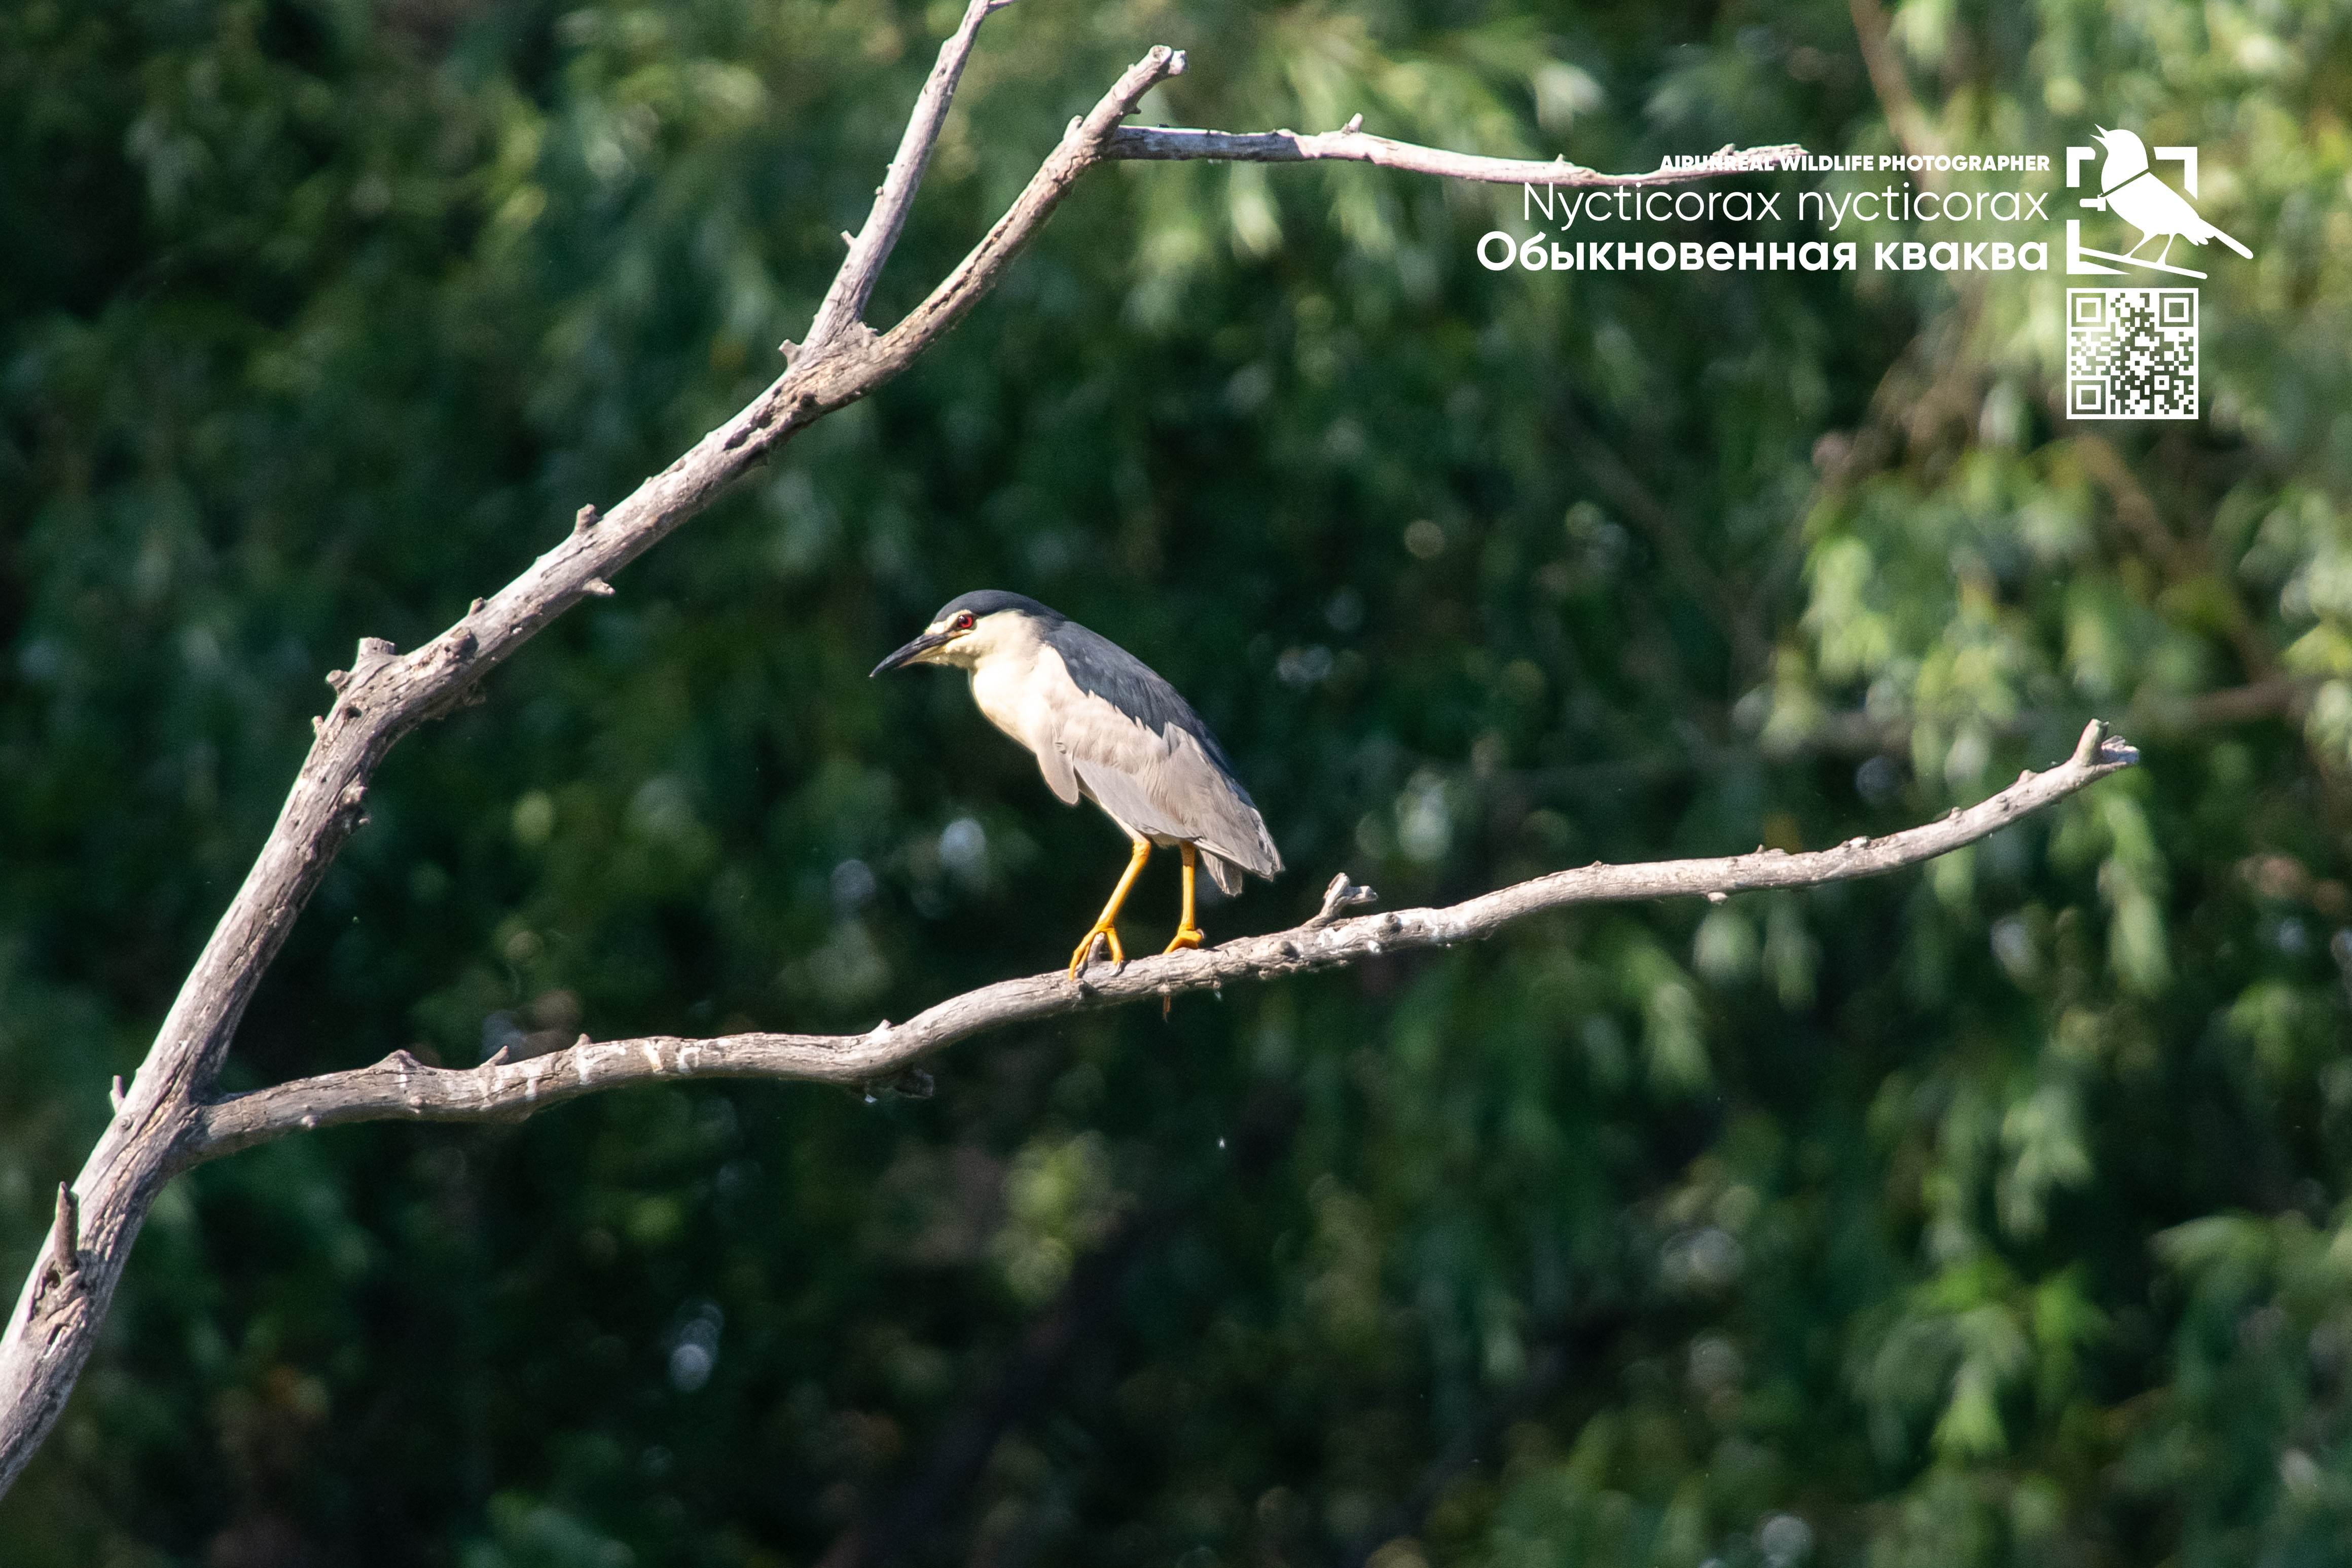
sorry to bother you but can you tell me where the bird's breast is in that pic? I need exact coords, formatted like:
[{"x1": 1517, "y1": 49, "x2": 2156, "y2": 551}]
[{"x1": 968, "y1": 654, "x2": 1043, "y2": 751}]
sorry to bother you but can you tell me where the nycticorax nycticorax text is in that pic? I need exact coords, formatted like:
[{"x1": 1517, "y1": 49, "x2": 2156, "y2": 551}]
[{"x1": 872, "y1": 591, "x2": 1282, "y2": 977}]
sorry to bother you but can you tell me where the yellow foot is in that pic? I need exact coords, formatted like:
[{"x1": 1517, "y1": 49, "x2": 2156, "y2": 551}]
[
  {"x1": 1162, "y1": 926, "x2": 1204, "y2": 956},
  {"x1": 1068, "y1": 923, "x2": 1126, "y2": 979}
]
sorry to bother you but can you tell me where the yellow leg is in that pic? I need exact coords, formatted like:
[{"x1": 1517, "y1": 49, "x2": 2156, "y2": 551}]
[
  {"x1": 1163, "y1": 845, "x2": 1204, "y2": 955},
  {"x1": 1069, "y1": 839, "x2": 1151, "y2": 978}
]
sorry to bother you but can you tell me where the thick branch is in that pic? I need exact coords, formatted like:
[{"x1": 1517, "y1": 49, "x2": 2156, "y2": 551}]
[
  {"x1": 193, "y1": 723, "x2": 2137, "y2": 1160},
  {"x1": 1106, "y1": 126, "x2": 1808, "y2": 186}
]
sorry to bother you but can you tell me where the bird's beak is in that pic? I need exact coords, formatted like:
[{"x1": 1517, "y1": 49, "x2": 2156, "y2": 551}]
[{"x1": 871, "y1": 629, "x2": 953, "y2": 676}]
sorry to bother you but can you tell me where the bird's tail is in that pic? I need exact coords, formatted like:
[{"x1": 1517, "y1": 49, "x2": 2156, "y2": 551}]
[{"x1": 2210, "y1": 225, "x2": 2253, "y2": 259}]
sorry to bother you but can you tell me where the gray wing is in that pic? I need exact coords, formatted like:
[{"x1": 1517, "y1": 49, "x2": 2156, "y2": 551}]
[
  {"x1": 1064, "y1": 721, "x2": 1282, "y2": 892},
  {"x1": 1051, "y1": 621, "x2": 1243, "y2": 780},
  {"x1": 1039, "y1": 642, "x2": 1281, "y2": 890}
]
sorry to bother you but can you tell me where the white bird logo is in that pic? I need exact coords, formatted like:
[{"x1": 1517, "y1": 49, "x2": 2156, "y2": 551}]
[{"x1": 2082, "y1": 127, "x2": 2251, "y2": 268}]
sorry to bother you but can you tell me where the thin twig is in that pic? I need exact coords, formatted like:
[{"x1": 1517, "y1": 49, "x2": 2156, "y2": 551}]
[
  {"x1": 803, "y1": 0, "x2": 1006, "y2": 354},
  {"x1": 46, "y1": 1189, "x2": 77, "y2": 1281},
  {"x1": 1106, "y1": 127, "x2": 1808, "y2": 187},
  {"x1": 1308, "y1": 872, "x2": 1381, "y2": 927}
]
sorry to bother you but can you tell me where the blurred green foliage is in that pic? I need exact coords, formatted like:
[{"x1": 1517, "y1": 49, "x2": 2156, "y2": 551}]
[{"x1": 4, "y1": 0, "x2": 2351, "y2": 1562}]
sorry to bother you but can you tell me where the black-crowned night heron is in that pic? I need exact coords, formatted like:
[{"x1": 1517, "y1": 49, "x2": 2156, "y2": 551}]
[{"x1": 872, "y1": 591, "x2": 1283, "y2": 977}]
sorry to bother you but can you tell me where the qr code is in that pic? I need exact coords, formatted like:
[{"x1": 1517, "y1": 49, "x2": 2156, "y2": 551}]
[{"x1": 2067, "y1": 288, "x2": 2197, "y2": 419}]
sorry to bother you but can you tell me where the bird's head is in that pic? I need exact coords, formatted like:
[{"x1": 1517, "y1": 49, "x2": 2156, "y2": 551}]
[{"x1": 870, "y1": 590, "x2": 1059, "y2": 675}]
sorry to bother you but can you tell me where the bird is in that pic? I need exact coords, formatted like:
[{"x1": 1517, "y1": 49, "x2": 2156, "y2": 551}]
[
  {"x1": 2084, "y1": 127, "x2": 2251, "y2": 267},
  {"x1": 871, "y1": 591, "x2": 1282, "y2": 978}
]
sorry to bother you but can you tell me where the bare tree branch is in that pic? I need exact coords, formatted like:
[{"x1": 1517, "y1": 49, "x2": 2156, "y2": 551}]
[
  {"x1": 0, "y1": 19, "x2": 1843, "y2": 1499},
  {"x1": 189, "y1": 722, "x2": 2136, "y2": 1162},
  {"x1": 1107, "y1": 126, "x2": 1808, "y2": 187},
  {"x1": 853, "y1": 47, "x2": 1194, "y2": 385},
  {"x1": 801, "y1": 0, "x2": 1004, "y2": 356}
]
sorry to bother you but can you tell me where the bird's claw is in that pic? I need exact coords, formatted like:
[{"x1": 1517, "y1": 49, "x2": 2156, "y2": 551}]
[
  {"x1": 1162, "y1": 926, "x2": 1204, "y2": 956},
  {"x1": 1068, "y1": 924, "x2": 1125, "y2": 980}
]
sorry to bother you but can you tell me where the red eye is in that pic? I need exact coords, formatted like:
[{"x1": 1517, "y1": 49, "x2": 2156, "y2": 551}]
[{"x1": 954, "y1": 612, "x2": 975, "y2": 631}]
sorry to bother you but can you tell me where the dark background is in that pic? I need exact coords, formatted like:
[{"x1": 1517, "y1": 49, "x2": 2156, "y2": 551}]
[{"x1": 5, "y1": 0, "x2": 2350, "y2": 1562}]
